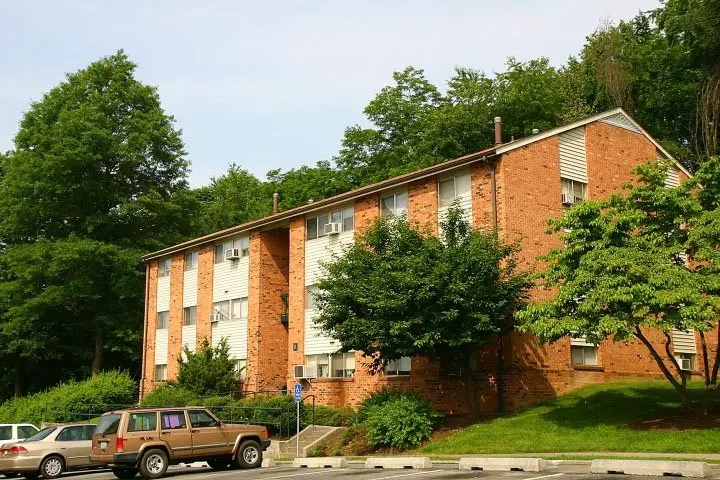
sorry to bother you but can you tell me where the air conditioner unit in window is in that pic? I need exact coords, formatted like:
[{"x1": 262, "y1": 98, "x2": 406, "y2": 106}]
[
  {"x1": 680, "y1": 357, "x2": 692, "y2": 371},
  {"x1": 561, "y1": 192, "x2": 579, "y2": 206},
  {"x1": 209, "y1": 313, "x2": 221, "y2": 324},
  {"x1": 225, "y1": 248, "x2": 241, "y2": 261},
  {"x1": 323, "y1": 222, "x2": 342, "y2": 235},
  {"x1": 293, "y1": 364, "x2": 317, "y2": 379}
]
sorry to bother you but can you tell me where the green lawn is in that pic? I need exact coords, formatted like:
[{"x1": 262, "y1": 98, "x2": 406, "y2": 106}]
[{"x1": 419, "y1": 381, "x2": 720, "y2": 454}]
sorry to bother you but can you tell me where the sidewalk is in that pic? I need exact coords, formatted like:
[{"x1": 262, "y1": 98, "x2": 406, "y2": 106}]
[{"x1": 428, "y1": 452, "x2": 720, "y2": 461}]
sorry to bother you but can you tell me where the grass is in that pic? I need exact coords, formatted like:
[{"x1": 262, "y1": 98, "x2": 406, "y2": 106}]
[{"x1": 419, "y1": 380, "x2": 720, "y2": 454}]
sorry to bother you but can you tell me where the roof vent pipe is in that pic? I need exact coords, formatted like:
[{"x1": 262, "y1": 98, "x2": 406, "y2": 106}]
[
  {"x1": 272, "y1": 193, "x2": 279, "y2": 214},
  {"x1": 494, "y1": 117, "x2": 502, "y2": 145}
]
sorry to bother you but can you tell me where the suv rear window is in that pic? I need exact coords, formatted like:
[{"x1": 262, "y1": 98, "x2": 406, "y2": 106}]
[
  {"x1": 0, "y1": 426, "x2": 11, "y2": 441},
  {"x1": 94, "y1": 414, "x2": 121, "y2": 436},
  {"x1": 17, "y1": 426, "x2": 38, "y2": 439}
]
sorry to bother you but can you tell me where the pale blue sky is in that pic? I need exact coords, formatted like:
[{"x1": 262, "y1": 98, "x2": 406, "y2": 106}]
[{"x1": 0, "y1": 1, "x2": 660, "y2": 187}]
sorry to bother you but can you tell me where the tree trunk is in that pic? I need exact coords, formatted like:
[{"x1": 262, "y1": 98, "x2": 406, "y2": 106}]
[
  {"x1": 699, "y1": 330, "x2": 719, "y2": 414},
  {"x1": 496, "y1": 333, "x2": 505, "y2": 414},
  {"x1": 92, "y1": 331, "x2": 104, "y2": 376},
  {"x1": 14, "y1": 361, "x2": 24, "y2": 397},
  {"x1": 464, "y1": 357, "x2": 480, "y2": 420}
]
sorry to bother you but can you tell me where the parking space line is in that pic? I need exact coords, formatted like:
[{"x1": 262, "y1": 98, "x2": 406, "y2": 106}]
[
  {"x1": 261, "y1": 470, "x2": 338, "y2": 479},
  {"x1": 524, "y1": 474, "x2": 564, "y2": 480},
  {"x1": 370, "y1": 470, "x2": 444, "y2": 480}
]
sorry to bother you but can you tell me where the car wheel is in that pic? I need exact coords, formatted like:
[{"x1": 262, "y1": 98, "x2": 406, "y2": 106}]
[
  {"x1": 40, "y1": 456, "x2": 64, "y2": 480},
  {"x1": 233, "y1": 440, "x2": 262, "y2": 469},
  {"x1": 138, "y1": 449, "x2": 168, "y2": 479},
  {"x1": 111, "y1": 468, "x2": 138, "y2": 479},
  {"x1": 206, "y1": 460, "x2": 230, "y2": 471}
]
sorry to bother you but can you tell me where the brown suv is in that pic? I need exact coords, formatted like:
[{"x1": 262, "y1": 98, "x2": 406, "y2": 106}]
[{"x1": 90, "y1": 407, "x2": 269, "y2": 479}]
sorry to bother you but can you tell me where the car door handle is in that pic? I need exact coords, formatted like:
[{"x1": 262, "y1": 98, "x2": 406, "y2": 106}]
[
  {"x1": 191, "y1": 429, "x2": 199, "y2": 433},
  {"x1": 161, "y1": 432, "x2": 171, "y2": 435}
]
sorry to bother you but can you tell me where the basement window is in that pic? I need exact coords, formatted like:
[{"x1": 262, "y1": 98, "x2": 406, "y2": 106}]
[
  {"x1": 571, "y1": 345, "x2": 598, "y2": 366},
  {"x1": 305, "y1": 353, "x2": 355, "y2": 378}
]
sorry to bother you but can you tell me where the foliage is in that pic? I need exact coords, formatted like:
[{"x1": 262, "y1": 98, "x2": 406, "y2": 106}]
[
  {"x1": 360, "y1": 392, "x2": 441, "y2": 449},
  {"x1": 140, "y1": 384, "x2": 199, "y2": 407},
  {"x1": 176, "y1": 339, "x2": 237, "y2": 397},
  {"x1": 0, "y1": 371, "x2": 136, "y2": 425},
  {"x1": 517, "y1": 160, "x2": 720, "y2": 412},
  {"x1": 420, "y1": 381, "x2": 720, "y2": 454},
  {"x1": 316, "y1": 206, "x2": 530, "y2": 416},
  {"x1": 312, "y1": 405, "x2": 356, "y2": 427}
]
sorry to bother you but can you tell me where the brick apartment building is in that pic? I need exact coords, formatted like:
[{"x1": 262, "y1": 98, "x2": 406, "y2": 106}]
[{"x1": 139, "y1": 108, "x2": 707, "y2": 414}]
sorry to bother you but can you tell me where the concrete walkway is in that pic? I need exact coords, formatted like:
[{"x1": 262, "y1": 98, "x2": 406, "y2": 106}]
[{"x1": 429, "y1": 452, "x2": 720, "y2": 461}]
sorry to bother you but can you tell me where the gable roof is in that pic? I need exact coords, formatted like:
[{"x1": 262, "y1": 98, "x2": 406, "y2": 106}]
[{"x1": 141, "y1": 108, "x2": 689, "y2": 261}]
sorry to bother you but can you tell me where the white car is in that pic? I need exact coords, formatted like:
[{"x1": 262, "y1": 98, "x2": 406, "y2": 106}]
[{"x1": 0, "y1": 424, "x2": 39, "y2": 448}]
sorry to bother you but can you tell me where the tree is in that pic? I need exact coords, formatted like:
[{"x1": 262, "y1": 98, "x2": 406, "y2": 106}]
[
  {"x1": 176, "y1": 339, "x2": 237, "y2": 397},
  {"x1": 517, "y1": 160, "x2": 720, "y2": 413},
  {"x1": 315, "y1": 206, "x2": 530, "y2": 417},
  {"x1": 0, "y1": 50, "x2": 192, "y2": 393}
]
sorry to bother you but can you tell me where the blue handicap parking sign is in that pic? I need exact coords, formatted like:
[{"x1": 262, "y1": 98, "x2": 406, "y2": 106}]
[{"x1": 294, "y1": 383, "x2": 302, "y2": 402}]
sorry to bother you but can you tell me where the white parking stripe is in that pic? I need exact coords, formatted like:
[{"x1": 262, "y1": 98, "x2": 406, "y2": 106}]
[
  {"x1": 371, "y1": 470, "x2": 444, "y2": 480},
  {"x1": 524, "y1": 474, "x2": 564, "y2": 480},
  {"x1": 261, "y1": 471, "x2": 337, "y2": 480}
]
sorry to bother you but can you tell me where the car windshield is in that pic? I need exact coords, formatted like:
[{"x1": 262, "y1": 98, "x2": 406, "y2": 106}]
[
  {"x1": 94, "y1": 414, "x2": 121, "y2": 436},
  {"x1": 24, "y1": 427, "x2": 56, "y2": 442}
]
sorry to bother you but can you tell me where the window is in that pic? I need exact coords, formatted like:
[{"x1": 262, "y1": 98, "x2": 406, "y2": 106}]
[
  {"x1": 188, "y1": 410, "x2": 218, "y2": 428},
  {"x1": 213, "y1": 300, "x2": 230, "y2": 320},
  {"x1": 561, "y1": 178, "x2": 587, "y2": 205},
  {"x1": 183, "y1": 306, "x2": 196, "y2": 326},
  {"x1": 161, "y1": 411, "x2": 188, "y2": 430},
  {"x1": 94, "y1": 414, "x2": 121, "y2": 436},
  {"x1": 156, "y1": 311, "x2": 169, "y2": 330},
  {"x1": 235, "y1": 237, "x2": 250, "y2": 257},
  {"x1": 154, "y1": 364, "x2": 167, "y2": 381},
  {"x1": 82, "y1": 425, "x2": 96, "y2": 440},
  {"x1": 305, "y1": 286, "x2": 319, "y2": 311},
  {"x1": 214, "y1": 238, "x2": 249, "y2": 263},
  {"x1": 235, "y1": 359, "x2": 247, "y2": 381},
  {"x1": 381, "y1": 191, "x2": 409, "y2": 216},
  {"x1": 678, "y1": 353, "x2": 696, "y2": 371},
  {"x1": 24, "y1": 427, "x2": 56, "y2": 442},
  {"x1": 0, "y1": 426, "x2": 10, "y2": 441},
  {"x1": 57, "y1": 426, "x2": 87, "y2": 441},
  {"x1": 384, "y1": 357, "x2": 412, "y2": 376},
  {"x1": 439, "y1": 173, "x2": 471, "y2": 208},
  {"x1": 230, "y1": 298, "x2": 248, "y2": 320},
  {"x1": 571, "y1": 346, "x2": 598, "y2": 366},
  {"x1": 17, "y1": 426, "x2": 38, "y2": 439},
  {"x1": 305, "y1": 353, "x2": 355, "y2": 378},
  {"x1": 127, "y1": 412, "x2": 158, "y2": 432},
  {"x1": 214, "y1": 244, "x2": 226, "y2": 264},
  {"x1": 158, "y1": 258, "x2": 171, "y2": 278},
  {"x1": 306, "y1": 207, "x2": 354, "y2": 240},
  {"x1": 184, "y1": 251, "x2": 198, "y2": 271}
]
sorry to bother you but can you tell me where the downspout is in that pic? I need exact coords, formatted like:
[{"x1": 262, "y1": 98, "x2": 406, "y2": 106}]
[
  {"x1": 491, "y1": 119, "x2": 503, "y2": 412},
  {"x1": 139, "y1": 262, "x2": 150, "y2": 400}
]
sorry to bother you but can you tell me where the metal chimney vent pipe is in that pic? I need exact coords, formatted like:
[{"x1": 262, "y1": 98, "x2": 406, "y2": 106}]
[
  {"x1": 272, "y1": 193, "x2": 279, "y2": 214},
  {"x1": 494, "y1": 117, "x2": 502, "y2": 145}
]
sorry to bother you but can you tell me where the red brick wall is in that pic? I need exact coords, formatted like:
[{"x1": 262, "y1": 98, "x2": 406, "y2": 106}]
[
  {"x1": 167, "y1": 253, "x2": 185, "y2": 379},
  {"x1": 408, "y1": 177, "x2": 438, "y2": 235},
  {"x1": 141, "y1": 260, "x2": 159, "y2": 396},
  {"x1": 247, "y1": 228, "x2": 290, "y2": 392},
  {"x1": 287, "y1": 218, "x2": 306, "y2": 384},
  {"x1": 195, "y1": 246, "x2": 214, "y2": 350}
]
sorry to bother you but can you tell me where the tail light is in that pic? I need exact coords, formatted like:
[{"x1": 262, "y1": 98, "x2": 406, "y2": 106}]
[
  {"x1": 263, "y1": 427, "x2": 268, "y2": 438},
  {"x1": 116, "y1": 437, "x2": 124, "y2": 453},
  {"x1": 7, "y1": 446, "x2": 28, "y2": 455}
]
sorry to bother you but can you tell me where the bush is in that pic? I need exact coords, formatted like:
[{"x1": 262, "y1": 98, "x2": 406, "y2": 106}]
[
  {"x1": 306, "y1": 443, "x2": 327, "y2": 457},
  {"x1": 0, "y1": 371, "x2": 136, "y2": 425},
  {"x1": 176, "y1": 339, "x2": 237, "y2": 396},
  {"x1": 360, "y1": 391, "x2": 441, "y2": 449},
  {"x1": 356, "y1": 387, "x2": 404, "y2": 422},
  {"x1": 141, "y1": 384, "x2": 198, "y2": 407},
  {"x1": 313, "y1": 405, "x2": 356, "y2": 427}
]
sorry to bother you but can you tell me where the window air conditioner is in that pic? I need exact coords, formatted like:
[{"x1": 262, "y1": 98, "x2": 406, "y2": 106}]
[
  {"x1": 293, "y1": 364, "x2": 317, "y2": 379},
  {"x1": 680, "y1": 357, "x2": 692, "y2": 371},
  {"x1": 323, "y1": 222, "x2": 342, "y2": 235},
  {"x1": 561, "y1": 192, "x2": 578, "y2": 206},
  {"x1": 209, "y1": 313, "x2": 221, "y2": 323},
  {"x1": 225, "y1": 248, "x2": 241, "y2": 261}
]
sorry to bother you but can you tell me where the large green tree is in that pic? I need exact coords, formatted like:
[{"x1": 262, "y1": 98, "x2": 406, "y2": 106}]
[
  {"x1": 315, "y1": 207, "x2": 530, "y2": 417},
  {"x1": 0, "y1": 51, "x2": 192, "y2": 396},
  {"x1": 517, "y1": 160, "x2": 720, "y2": 413}
]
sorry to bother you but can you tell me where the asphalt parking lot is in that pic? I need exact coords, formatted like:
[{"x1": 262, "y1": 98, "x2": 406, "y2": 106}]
[{"x1": 55, "y1": 464, "x2": 720, "y2": 480}]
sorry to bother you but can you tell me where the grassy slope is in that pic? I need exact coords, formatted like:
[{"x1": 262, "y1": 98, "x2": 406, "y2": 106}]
[{"x1": 420, "y1": 381, "x2": 719, "y2": 454}]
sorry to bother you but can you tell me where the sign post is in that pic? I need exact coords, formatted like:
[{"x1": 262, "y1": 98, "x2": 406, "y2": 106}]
[{"x1": 294, "y1": 383, "x2": 302, "y2": 458}]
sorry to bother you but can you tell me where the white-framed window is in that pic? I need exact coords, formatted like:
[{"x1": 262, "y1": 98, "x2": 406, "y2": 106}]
[
  {"x1": 235, "y1": 237, "x2": 250, "y2": 257},
  {"x1": 384, "y1": 357, "x2": 412, "y2": 376},
  {"x1": 235, "y1": 359, "x2": 247, "y2": 381},
  {"x1": 381, "y1": 191, "x2": 408, "y2": 216},
  {"x1": 306, "y1": 206, "x2": 354, "y2": 240},
  {"x1": 184, "y1": 251, "x2": 198, "y2": 271},
  {"x1": 438, "y1": 173, "x2": 471, "y2": 208},
  {"x1": 183, "y1": 306, "x2": 196, "y2": 326},
  {"x1": 305, "y1": 353, "x2": 355, "y2": 378},
  {"x1": 561, "y1": 178, "x2": 587, "y2": 205},
  {"x1": 213, "y1": 300, "x2": 230, "y2": 320},
  {"x1": 214, "y1": 237, "x2": 250, "y2": 263},
  {"x1": 158, "y1": 258, "x2": 171, "y2": 278},
  {"x1": 154, "y1": 364, "x2": 167, "y2": 382},
  {"x1": 305, "y1": 286, "x2": 320, "y2": 311},
  {"x1": 571, "y1": 345, "x2": 598, "y2": 366},
  {"x1": 212, "y1": 298, "x2": 247, "y2": 322},
  {"x1": 677, "y1": 352, "x2": 696, "y2": 371},
  {"x1": 156, "y1": 311, "x2": 169, "y2": 330}
]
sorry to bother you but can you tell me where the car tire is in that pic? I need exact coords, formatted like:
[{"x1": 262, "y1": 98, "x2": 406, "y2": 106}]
[
  {"x1": 206, "y1": 460, "x2": 230, "y2": 471},
  {"x1": 111, "y1": 468, "x2": 138, "y2": 479},
  {"x1": 233, "y1": 440, "x2": 262, "y2": 469},
  {"x1": 138, "y1": 449, "x2": 168, "y2": 479},
  {"x1": 39, "y1": 456, "x2": 64, "y2": 480}
]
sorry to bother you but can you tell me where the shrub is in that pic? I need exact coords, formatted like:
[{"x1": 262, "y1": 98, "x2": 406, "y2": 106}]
[
  {"x1": 176, "y1": 339, "x2": 237, "y2": 396},
  {"x1": 356, "y1": 387, "x2": 405, "y2": 422},
  {"x1": 360, "y1": 392, "x2": 441, "y2": 449},
  {"x1": 306, "y1": 443, "x2": 327, "y2": 457},
  {"x1": 312, "y1": 405, "x2": 356, "y2": 427},
  {"x1": 141, "y1": 384, "x2": 198, "y2": 407},
  {"x1": 0, "y1": 371, "x2": 136, "y2": 425}
]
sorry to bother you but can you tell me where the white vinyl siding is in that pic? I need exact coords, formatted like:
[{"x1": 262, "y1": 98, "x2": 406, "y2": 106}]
[
  {"x1": 558, "y1": 127, "x2": 588, "y2": 183},
  {"x1": 181, "y1": 325, "x2": 196, "y2": 354},
  {"x1": 438, "y1": 170, "x2": 472, "y2": 235},
  {"x1": 304, "y1": 310, "x2": 340, "y2": 356},
  {"x1": 155, "y1": 329, "x2": 168, "y2": 365},
  {"x1": 305, "y1": 218, "x2": 354, "y2": 286},
  {"x1": 672, "y1": 329, "x2": 696, "y2": 354},
  {"x1": 213, "y1": 237, "x2": 250, "y2": 302},
  {"x1": 156, "y1": 275, "x2": 170, "y2": 312},
  {"x1": 212, "y1": 318, "x2": 248, "y2": 359},
  {"x1": 599, "y1": 112, "x2": 642, "y2": 134},
  {"x1": 183, "y1": 269, "x2": 198, "y2": 308}
]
